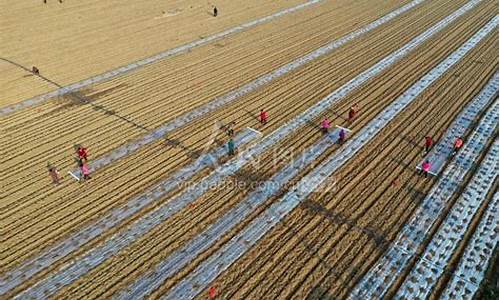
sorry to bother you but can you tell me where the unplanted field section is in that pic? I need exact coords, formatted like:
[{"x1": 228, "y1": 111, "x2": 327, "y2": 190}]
[
  {"x1": 1, "y1": 0, "x2": 482, "y2": 225},
  {"x1": 0, "y1": 0, "x2": 314, "y2": 106}
]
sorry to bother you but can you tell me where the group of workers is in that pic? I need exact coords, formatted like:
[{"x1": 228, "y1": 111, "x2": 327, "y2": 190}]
[
  {"x1": 48, "y1": 145, "x2": 91, "y2": 184},
  {"x1": 225, "y1": 109, "x2": 268, "y2": 156},
  {"x1": 46, "y1": 102, "x2": 467, "y2": 184},
  {"x1": 233, "y1": 104, "x2": 465, "y2": 181},
  {"x1": 226, "y1": 105, "x2": 358, "y2": 156},
  {"x1": 419, "y1": 135, "x2": 464, "y2": 178}
]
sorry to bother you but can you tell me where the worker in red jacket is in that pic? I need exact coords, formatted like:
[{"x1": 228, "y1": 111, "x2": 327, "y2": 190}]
[
  {"x1": 77, "y1": 145, "x2": 89, "y2": 161},
  {"x1": 259, "y1": 109, "x2": 268, "y2": 125},
  {"x1": 425, "y1": 136, "x2": 433, "y2": 154}
]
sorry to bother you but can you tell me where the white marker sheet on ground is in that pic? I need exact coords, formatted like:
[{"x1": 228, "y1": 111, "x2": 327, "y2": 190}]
[
  {"x1": 416, "y1": 72, "x2": 498, "y2": 175},
  {"x1": 115, "y1": 129, "x2": 343, "y2": 299},
  {"x1": 67, "y1": 171, "x2": 80, "y2": 181},
  {"x1": 9, "y1": 2, "x2": 485, "y2": 298},
  {"x1": 163, "y1": 15, "x2": 498, "y2": 300},
  {"x1": 349, "y1": 99, "x2": 499, "y2": 297},
  {"x1": 58, "y1": 0, "x2": 428, "y2": 175},
  {"x1": 396, "y1": 139, "x2": 498, "y2": 299},
  {"x1": 0, "y1": 129, "x2": 259, "y2": 294},
  {"x1": 441, "y1": 191, "x2": 499, "y2": 300},
  {"x1": 0, "y1": 0, "x2": 325, "y2": 117}
]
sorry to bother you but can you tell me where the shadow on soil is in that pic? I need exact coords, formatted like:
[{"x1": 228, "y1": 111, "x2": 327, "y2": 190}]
[
  {"x1": 2, "y1": 56, "x2": 150, "y2": 132},
  {"x1": 301, "y1": 199, "x2": 389, "y2": 248},
  {"x1": 398, "y1": 133, "x2": 420, "y2": 147},
  {"x1": 307, "y1": 286, "x2": 336, "y2": 300},
  {"x1": 164, "y1": 137, "x2": 203, "y2": 160},
  {"x1": 52, "y1": 84, "x2": 127, "y2": 112},
  {"x1": 326, "y1": 107, "x2": 349, "y2": 122},
  {"x1": 52, "y1": 85, "x2": 150, "y2": 131},
  {"x1": 406, "y1": 185, "x2": 428, "y2": 205},
  {"x1": 243, "y1": 108, "x2": 260, "y2": 123},
  {"x1": 232, "y1": 167, "x2": 270, "y2": 190},
  {"x1": 304, "y1": 118, "x2": 324, "y2": 133},
  {"x1": 388, "y1": 155, "x2": 415, "y2": 171},
  {"x1": 1, "y1": 57, "x2": 61, "y2": 87}
]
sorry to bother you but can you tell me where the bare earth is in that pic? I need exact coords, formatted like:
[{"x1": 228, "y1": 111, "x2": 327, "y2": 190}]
[{"x1": 0, "y1": 0, "x2": 498, "y2": 299}]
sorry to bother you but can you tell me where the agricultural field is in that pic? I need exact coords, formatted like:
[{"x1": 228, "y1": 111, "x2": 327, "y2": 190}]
[{"x1": 0, "y1": 0, "x2": 498, "y2": 299}]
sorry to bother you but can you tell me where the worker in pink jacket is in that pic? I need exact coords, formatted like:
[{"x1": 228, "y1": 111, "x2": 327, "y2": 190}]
[
  {"x1": 452, "y1": 136, "x2": 464, "y2": 155},
  {"x1": 321, "y1": 117, "x2": 331, "y2": 134},
  {"x1": 419, "y1": 160, "x2": 431, "y2": 178},
  {"x1": 79, "y1": 159, "x2": 91, "y2": 180}
]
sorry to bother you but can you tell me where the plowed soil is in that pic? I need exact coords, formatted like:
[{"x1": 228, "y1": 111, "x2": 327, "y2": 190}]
[{"x1": 1, "y1": 0, "x2": 498, "y2": 299}]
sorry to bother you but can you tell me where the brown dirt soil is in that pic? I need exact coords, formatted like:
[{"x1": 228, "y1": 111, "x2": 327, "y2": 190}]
[
  {"x1": 191, "y1": 9, "x2": 498, "y2": 300},
  {"x1": 2, "y1": 0, "x2": 416, "y2": 268},
  {"x1": 0, "y1": 0, "x2": 312, "y2": 106},
  {"x1": 1, "y1": 0, "x2": 498, "y2": 299}
]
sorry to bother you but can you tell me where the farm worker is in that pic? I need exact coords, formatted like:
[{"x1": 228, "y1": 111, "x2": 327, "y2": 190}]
[
  {"x1": 321, "y1": 117, "x2": 331, "y2": 134},
  {"x1": 425, "y1": 136, "x2": 433, "y2": 153},
  {"x1": 225, "y1": 121, "x2": 235, "y2": 137},
  {"x1": 453, "y1": 136, "x2": 464, "y2": 155},
  {"x1": 79, "y1": 159, "x2": 91, "y2": 180},
  {"x1": 259, "y1": 109, "x2": 268, "y2": 125},
  {"x1": 77, "y1": 145, "x2": 89, "y2": 161},
  {"x1": 227, "y1": 138, "x2": 235, "y2": 156},
  {"x1": 48, "y1": 165, "x2": 61, "y2": 185},
  {"x1": 420, "y1": 160, "x2": 431, "y2": 178},
  {"x1": 213, "y1": 6, "x2": 218, "y2": 17},
  {"x1": 339, "y1": 128, "x2": 346, "y2": 144},
  {"x1": 348, "y1": 103, "x2": 359, "y2": 122}
]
